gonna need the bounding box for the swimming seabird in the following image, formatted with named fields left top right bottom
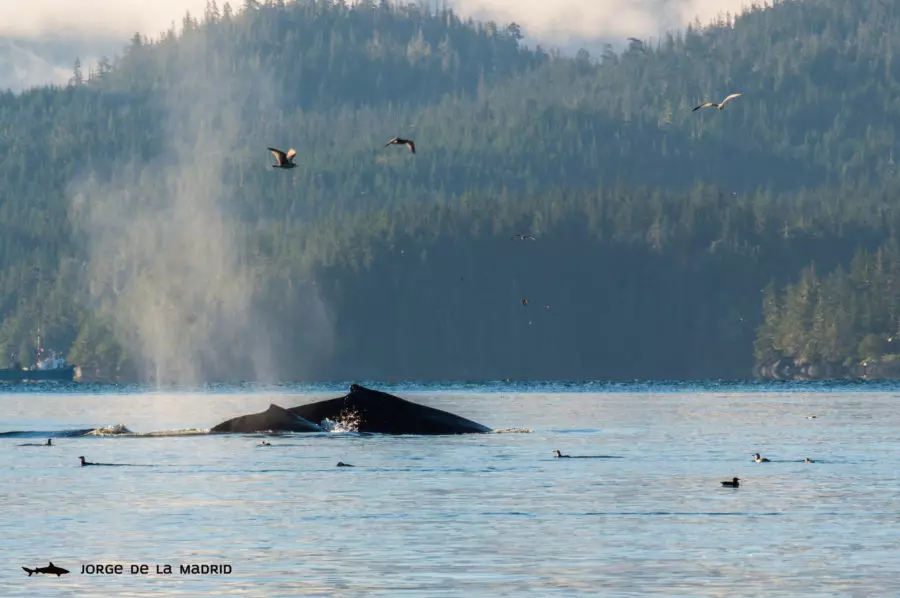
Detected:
left=693, top=93, right=742, bottom=111
left=554, top=449, right=571, bottom=458
left=510, top=234, right=537, bottom=241
left=78, top=456, right=95, bottom=466
left=385, top=137, right=416, bottom=154
left=721, top=477, right=740, bottom=487
left=268, top=147, right=297, bottom=169
left=521, top=297, right=528, bottom=307
left=753, top=453, right=770, bottom=463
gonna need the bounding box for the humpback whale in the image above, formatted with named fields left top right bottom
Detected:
left=210, top=404, right=324, bottom=434
left=287, top=384, right=492, bottom=435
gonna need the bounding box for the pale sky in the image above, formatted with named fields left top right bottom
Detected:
left=0, top=0, right=754, bottom=90
left=0, top=0, right=753, bottom=41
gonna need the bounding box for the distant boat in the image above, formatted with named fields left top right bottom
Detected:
left=0, top=333, right=78, bottom=383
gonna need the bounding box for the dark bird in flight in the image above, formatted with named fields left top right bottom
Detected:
left=693, top=93, right=742, bottom=112
left=385, top=137, right=416, bottom=154
left=510, top=234, right=537, bottom=241
left=268, top=147, right=297, bottom=169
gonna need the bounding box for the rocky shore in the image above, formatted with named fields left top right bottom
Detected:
left=754, top=355, right=900, bottom=381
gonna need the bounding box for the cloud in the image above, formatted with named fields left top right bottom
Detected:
left=0, top=39, right=72, bottom=88
left=0, top=0, right=208, bottom=38
left=449, top=0, right=754, bottom=43
left=0, top=0, right=756, bottom=43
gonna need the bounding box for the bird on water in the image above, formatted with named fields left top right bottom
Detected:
left=554, top=449, right=571, bottom=458
left=721, top=477, right=740, bottom=487
left=385, top=137, right=416, bottom=154
left=753, top=453, right=770, bottom=463
left=268, top=147, right=297, bottom=169
left=693, top=93, right=742, bottom=112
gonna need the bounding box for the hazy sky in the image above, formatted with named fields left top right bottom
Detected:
left=0, top=0, right=754, bottom=41
left=0, top=0, right=753, bottom=90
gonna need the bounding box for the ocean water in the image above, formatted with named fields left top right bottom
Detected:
left=1, top=381, right=899, bottom=597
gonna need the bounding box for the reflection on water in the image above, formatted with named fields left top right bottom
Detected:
left=1, top=385, right=899, bottom=596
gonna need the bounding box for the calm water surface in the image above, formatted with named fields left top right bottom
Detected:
left=1, top=382, right=899, bottom=597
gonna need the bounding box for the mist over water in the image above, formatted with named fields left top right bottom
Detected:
left=68, top=48, right=333, bottom=385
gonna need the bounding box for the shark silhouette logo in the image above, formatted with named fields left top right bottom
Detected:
left=22, top=562, right=69, bottom=577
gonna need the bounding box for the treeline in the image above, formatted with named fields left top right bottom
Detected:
left=0, top=0, right=899, bottom=380
left=54, top=180, right=898, bottom=382
left=755, top=239, right=900, bottom=377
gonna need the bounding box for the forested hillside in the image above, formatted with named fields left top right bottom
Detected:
left=1, top=0, right=899, bottom=382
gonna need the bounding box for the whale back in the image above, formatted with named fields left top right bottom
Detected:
left=210, top=404, right=324, bottom=434
left=288, top=384, right=491, bottom=435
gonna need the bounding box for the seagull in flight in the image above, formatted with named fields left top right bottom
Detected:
left=268, top=147, right=297, bottom=169
left=693, top=93, right=742, bottom=112
left=385, top=137, right=416, bottom=154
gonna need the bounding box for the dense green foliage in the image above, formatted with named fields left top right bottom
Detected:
left=755, top=240, right=900, bottom=369
left=1, top=0, right=899, bottom=381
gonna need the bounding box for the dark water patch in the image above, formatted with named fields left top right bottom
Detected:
left=582, top=511, right=787, bottom=517
left=0, top=426, right=217, bottom=438
left=1, top=429, right=96, bottom=438
left=552, top=455, right=623, bottom=459
left=751, top=459, right=826, bottom=463
left=79, top=463, right=157, bottom=467
left=253, top=443, right=310, bottom=447
left=5, top=378, right=900, bottom=397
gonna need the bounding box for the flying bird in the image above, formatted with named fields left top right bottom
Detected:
left=693, top=93, right=742, bottom=112
left=385, top=137, right=416, bottom=154
left=268, top=147, right=297, bottom=169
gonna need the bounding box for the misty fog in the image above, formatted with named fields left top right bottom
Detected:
left=66, top=36, right=333, bottom=385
